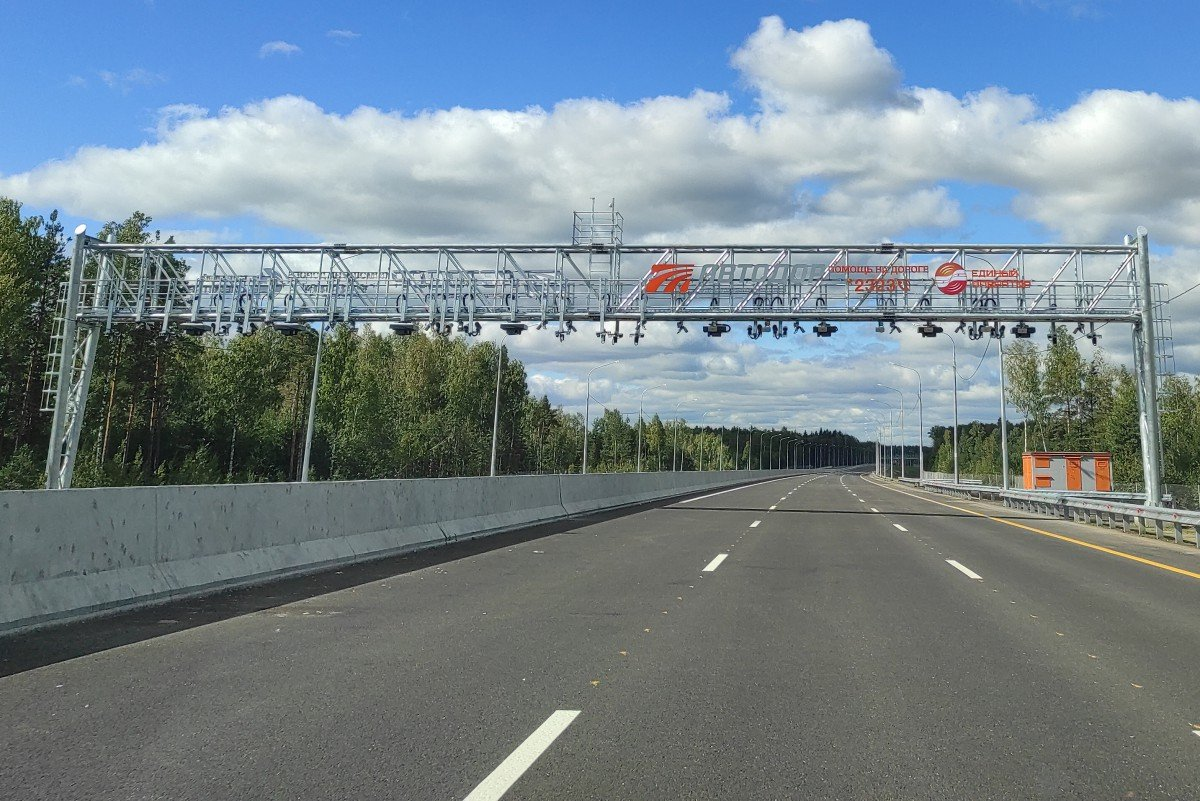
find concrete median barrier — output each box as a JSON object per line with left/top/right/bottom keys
{"left": 1, "top": 470, "right": 790, "bottom": 635}
{"left": 435, "top": 475, "right": 568, "bottom": 541}
{"left": 2, "top": 485, "right": 162, "bottom": 630}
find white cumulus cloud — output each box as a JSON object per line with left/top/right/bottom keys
{"left": 6, "top": 16, "right": 1197, "bottom": 250}
{"left": 259, "top": 40, "right": 301, "bottom": 58}
{"left": 731, "top": 17, "right": 905, "bottom": 109}
{"left": 4, "top": 14, "right": 1200, "bottom": 419}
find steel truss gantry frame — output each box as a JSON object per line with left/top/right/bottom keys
{"left": 43, "top": 222, "right": 1168, "bottom": 506}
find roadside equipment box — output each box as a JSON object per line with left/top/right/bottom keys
{"left": 1021, "top": 452, "right": 1112, "bottom": 492}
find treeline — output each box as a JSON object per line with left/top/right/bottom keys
{"left": 0, "top": 198, "right": 867, "bottom": 488}
{"left": 926, "top": 334, "right": 1200, "bottom": 489}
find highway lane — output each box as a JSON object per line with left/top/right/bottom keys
{"left": 855, "top": 475, "right": 1200, "bottom": 749}
{"left": 855, "top": 475, "right": 1200, "bottom": 686}
{"left": 0, "top": 474, "right": 805, "bottom": 800}
{"left": 516, "top": 473, "right": 1200, "bottom": 799}
{"left": 2, "top": 471, "right": 1199, "bottom": 799}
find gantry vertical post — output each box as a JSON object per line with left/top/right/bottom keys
{"left": 46, "top": 228, "right": 100, "bottom": 489}
{"left": 1133, "top": 227, "right": 1164, "bottom": 507}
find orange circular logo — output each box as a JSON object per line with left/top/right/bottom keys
{"left": 934, "top": 262, "right": 967, "bottom": 295}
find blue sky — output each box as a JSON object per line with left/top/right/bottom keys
{"left": 2, "top": 0, "right": 1199, "bottom": 435}
{"left": 3, "top": 0, "right": 1197, "bottom": 244}
{"left": 5, "top": 0, "right": 1196, "bottom": 174}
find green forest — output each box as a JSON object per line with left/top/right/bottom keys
{"left": 5, "top": 197, "right": 1197, "bottom": 494}
{"left": 923, "top": 336, "right": 1200, "bottom": 496}
{"left": 0, "top": 199, "right": 865, "bottom": 489}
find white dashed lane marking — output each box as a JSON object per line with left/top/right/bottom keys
{"left": 946, "top": 560, "right": 983, "bottom": 581}
{"left": 463, "top": 710, "right": 580, "bottom": 801}
{"left": 703, "top": 554, "right": 729, "bottom": 572}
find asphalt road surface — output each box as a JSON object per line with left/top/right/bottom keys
{"left": 3, "top": 471, "right": 1200, "bottom": 800}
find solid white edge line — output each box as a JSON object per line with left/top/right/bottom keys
{"left": 946, "top": 559, "right": 983, "bottom": 581}
{"left": 463, "top": 710, "right": 580, "bottom": 801}
{"left": 676, "top": 475, "right": 797, "bottom": 504}
{"left": 703, "top": 553, "right": 729, "bottom": 572}
{"left": 750, "top": 520, "right": 761, "bottom": 528}
{"left": 893, "top": 523, "right": 908, "bottom": 532}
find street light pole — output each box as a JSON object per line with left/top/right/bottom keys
{"left": 875, "top": 425, "right": 882, "bottom": 475}
{"left": 636, "top": 383, "right": 665, "bottom": 473}
{"left": 878, "top": 384, "right": 905, "bottom": 478}
{"left": 698, "top": 409, "right": 723, "bottom": 472}
{"left": 888, "top": 413, "right": 897, "bottom": 478}
{"left": 939, "top": 332, "right": 961, "bottom": 485}
{"left": 873, "top": 399, "right": 896, "bottom": 479}
{"left": 998, "top": 338, "right": 1010, "bottom": 490}
{"left": 891, "top": 362, "right": 924, "bottom": 479}
{"left": 489, "top": 337, "right": 508, "bottom": 478}
{"left": 300, "top": 322, "right": 326, "bottom": 483}
{"left": 672, "top": 399, "right": 688, "bottom": 472}
{"left": 582, "top": 360, "right": 617, "bottom": 475}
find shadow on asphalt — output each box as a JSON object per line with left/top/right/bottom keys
{"left": 0, "top": 491, "right": 711, "bottom": 679}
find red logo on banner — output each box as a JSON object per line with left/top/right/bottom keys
{"left": 645, "top": 263, "right": 694, "bottom": 294}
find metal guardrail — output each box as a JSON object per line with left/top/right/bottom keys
{"left": 887, "top": 477, "right": 1199, "bottom": 548}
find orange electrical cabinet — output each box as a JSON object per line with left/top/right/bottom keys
{"left": 1021, "top": 452, "right": 1112, "bottom": 492}
{"left": 1065, "top": 457, "right": 1082, "bottom": 491}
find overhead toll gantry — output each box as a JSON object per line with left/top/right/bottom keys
{"left": 43, "top": 208, "right": 1173, "bottom": 504}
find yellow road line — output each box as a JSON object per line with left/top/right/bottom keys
{"left": 864, "top": 476, "right": 1200, "bottom": 582}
